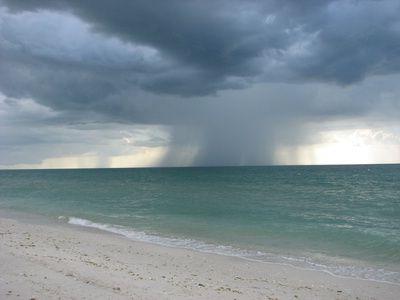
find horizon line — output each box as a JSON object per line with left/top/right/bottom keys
{"left": 1, "top": 162, "right": 399, "bottom": 171}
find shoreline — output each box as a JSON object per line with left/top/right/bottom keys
{"left": 1, "top": 211, "right": 399, "bottom": 299}
{"left": 3, "top": 208, "right": 399, "bottom": 286}
{"left": 66, "top": 215, "right": 400, "bottom": 287}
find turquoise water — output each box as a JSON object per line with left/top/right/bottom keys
{"left": 0, "top": 165, "right": 399, "bottom": 283}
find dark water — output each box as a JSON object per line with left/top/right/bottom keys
{"left": 0, "top": 165, "right": 399, "bottom": 283}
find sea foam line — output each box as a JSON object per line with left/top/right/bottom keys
{"left": 65, "top": 216, "right": 400, "bottom": 285}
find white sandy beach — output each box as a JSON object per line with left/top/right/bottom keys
{"left": 0, "top": 214, "right": 399, "bottom": 300}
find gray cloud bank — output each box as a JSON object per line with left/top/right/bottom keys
{"left": 0, "top": 0, "right": 399, "bottom": 167}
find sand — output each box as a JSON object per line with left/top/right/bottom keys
{"left": 0, "top": 214, "right": 399, "bottom": 300}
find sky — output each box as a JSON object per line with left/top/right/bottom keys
{"left": 0, "top": 0, "right": 399, "bottom": 169}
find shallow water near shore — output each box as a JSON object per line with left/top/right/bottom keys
{"left": 0, "top": 165, "right": 399, "bottom": 283}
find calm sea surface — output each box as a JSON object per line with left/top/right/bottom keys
{"left": 0, "top": 165, "right": 399, "bottom": 283}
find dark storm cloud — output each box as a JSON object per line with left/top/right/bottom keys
{"left": 2, "top": 0, "right": 400, "bottom": 96}
{"left": 1, "top": 0, "right": 400, "bottom": 167}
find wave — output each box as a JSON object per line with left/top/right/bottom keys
{"left": 66, "top": 216, "right": 400, "bottom": 285}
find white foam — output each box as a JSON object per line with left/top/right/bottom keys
{"left": 66, "top": 216, "right": 400, "bottom": 285}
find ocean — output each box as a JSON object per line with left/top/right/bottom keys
{"left": 0, "top": 165, "right": 399, "bottom": 284}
